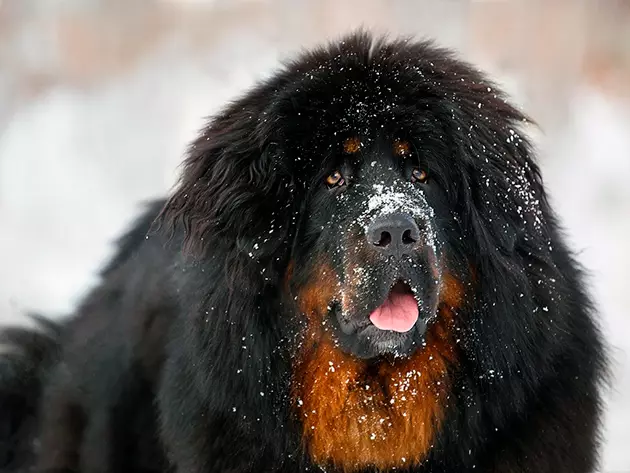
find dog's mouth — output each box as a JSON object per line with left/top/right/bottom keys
{"left": 368, "top": 280, "right": 418, "bottom": 333}
{"left": 329, "top": 276, "right": 436, "bottom": 358}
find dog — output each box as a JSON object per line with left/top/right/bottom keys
{"left": 0, "top": 31, "right": 608, "bottom": 473}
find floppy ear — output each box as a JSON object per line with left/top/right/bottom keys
{"left": 433, "top": 73, "right": 545, "bottom": 259}
{"left": 157, "top": 93, "right": 296, "bottom": 266}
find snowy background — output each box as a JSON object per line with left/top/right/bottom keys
{"left": 0, "top": 0, "right": 628, "bottom": 471}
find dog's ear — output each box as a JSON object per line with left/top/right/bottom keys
{"left": 158, "top": 93, "right": 296, "bottom": 263}
{"left": 427, "top": 63, "right": 545, "bottom": 259}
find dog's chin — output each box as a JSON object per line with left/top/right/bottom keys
{"left": 350, "top": 321, "right": 427, "bottom": 359}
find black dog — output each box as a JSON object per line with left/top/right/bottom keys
{"left": 0, "top": 32, "right": 607, "bottom": 473}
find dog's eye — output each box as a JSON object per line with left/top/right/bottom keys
{"left": 325, "top": 170, "right": 345, "bottom": 188}
{"left": 411, "top": 167, "right": 428, "bottom": 183}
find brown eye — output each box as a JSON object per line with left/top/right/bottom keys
{"left": 326, "top": 170, "right": 345, "bottom": 188}
{"left": 412, "top": 168, "right": 428, "bottom": 183}
{"left": 393, "top": 139, "right": 410, "bottom": 156}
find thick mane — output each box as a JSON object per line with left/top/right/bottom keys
{"left": 157, "top": 34, "right": 607, "bottom": 472}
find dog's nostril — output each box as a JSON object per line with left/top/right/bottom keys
{"left": 402, "top": 229, "right": 416, "bottom": 245}
{"left": 374, "top": 231, "right": 392, "bottom": 247}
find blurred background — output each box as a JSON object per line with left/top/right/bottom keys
{"left": 0, "top": 0, "right": 628, "bottom": 470}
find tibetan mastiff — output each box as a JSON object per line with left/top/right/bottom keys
{"left": 0, "top": 32, "right": 607, "bottom": 473}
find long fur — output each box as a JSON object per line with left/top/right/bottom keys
{"left": 0, "top": 31, "right": 607, "bottom": 473}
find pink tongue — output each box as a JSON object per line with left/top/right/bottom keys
{"left": 369, "top": 288, "right": 419, "bottom": 333}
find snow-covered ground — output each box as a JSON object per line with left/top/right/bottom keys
{"left": 0, "top": 19, "right": 628, "bottom": 473}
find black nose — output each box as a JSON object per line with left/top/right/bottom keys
{"left": 366, "top": 213, "right": 420, "bottom": 258}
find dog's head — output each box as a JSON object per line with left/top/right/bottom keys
{"left": 160, "top": 32, "right": 547, "bottom": 361}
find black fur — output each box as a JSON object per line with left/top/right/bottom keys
{"left": 0, "top": 32, "right": 607, "bottom": 473}
{"left": 0, "top": 315, "right": 61, "bottom": 471}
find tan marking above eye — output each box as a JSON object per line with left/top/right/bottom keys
{"left": 326, "top": 170, "right": 344, "bottom": 187}
{"left": 343, "top": 137, "right": 362, "bottom": 154}
{"left": 393, "top": 139, "right": 410, "bottom": 156}
{"left": 412, "top": 167, "right": 428, "bottom": 183}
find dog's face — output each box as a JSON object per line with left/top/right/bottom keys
{"left": 291, "top": 133, "right": 457, "bottom": 359}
